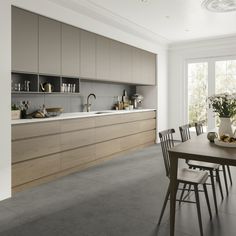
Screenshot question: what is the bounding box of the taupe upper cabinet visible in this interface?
[143,51,156,85]
[12,7,38,73]
[12,8,156,85]
[132,48,156,85]
[110,40,121,82]
[61,24,80,77]
[80,29,96,79]
[96,35,110,81]
[132,47,143,84]
[39,16,61,75]
[120,43,133,83]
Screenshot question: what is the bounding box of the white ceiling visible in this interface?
[49,0,236,44]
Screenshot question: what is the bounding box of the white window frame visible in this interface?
[185,55,236,130]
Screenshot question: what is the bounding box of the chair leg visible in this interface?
[203,183,212,220]
[179,183,187,205]
[194,185,204,236]
[227,165,233,186]
[222,165,229,196]
[210,170,218,214]
[158,184,170,225]
[215,169,224,200]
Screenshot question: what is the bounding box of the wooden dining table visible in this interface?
[168,133,236,236]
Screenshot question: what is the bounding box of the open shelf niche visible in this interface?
[11,72,80,94]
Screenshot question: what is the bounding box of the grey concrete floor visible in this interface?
[0,144,235,236]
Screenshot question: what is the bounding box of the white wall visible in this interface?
[168,36,236,139]
[0,0,168,200]
[137,49,168,135]
[0,0,12,200]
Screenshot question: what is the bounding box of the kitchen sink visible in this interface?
[93,111,113,114]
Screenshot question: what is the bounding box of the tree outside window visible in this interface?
[188,62,208,125]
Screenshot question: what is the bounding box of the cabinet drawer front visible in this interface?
[60,128,95,151]
[95,139,121,159]
[12,153,61,187]
[95,119,156,143]
[95,111,156,127]
[12,121,60,141]
[12,134,60,163]
[61,145,96,170]
[60,117,95,133]
[120,130,156,150]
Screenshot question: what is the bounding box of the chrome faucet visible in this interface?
[86,93,96,112]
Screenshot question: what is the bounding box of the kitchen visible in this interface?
[0,1,235,236]
[10,5,157,192]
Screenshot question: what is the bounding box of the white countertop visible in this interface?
[12,109,156,125]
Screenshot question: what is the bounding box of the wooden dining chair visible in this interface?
[158,129,212,236]
[195,121,204,136]
[195,121,233,195]
[179,124,223,215]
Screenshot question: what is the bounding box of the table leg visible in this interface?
[169,153,178,236]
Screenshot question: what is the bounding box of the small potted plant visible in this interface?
[11,104,21,120]
[20,100,30,119]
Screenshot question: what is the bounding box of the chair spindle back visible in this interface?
[159,129,175,178]
[179,124,191,142]
[195,121,204,136]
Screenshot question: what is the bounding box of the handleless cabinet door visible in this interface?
[132,47,143,84]
[110,40,121,82]
[12,7,38,73]
[61,24,80,77]
[39,16,61,75]
[142,51,156,85]
[120,43,133,83]
[96,35,110,81]
[80,29,96,79]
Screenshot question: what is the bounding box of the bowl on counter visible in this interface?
[46,107,63,117]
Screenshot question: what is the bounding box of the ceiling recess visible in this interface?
[202,0,236,12]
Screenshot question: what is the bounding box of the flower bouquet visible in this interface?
[208,93,236,137]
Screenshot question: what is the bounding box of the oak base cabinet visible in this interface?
[12,111,156,192]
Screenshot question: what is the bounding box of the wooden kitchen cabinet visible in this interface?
[110,40,121,82]
[132,48,156,85]
[39,16,61,75]
[132,47,143,84]
[61,24,80,77]
[12,111,156,192]
[120,43,133,83]
[12,7,156,85]
[12,7,38,73]
[12,153,61,187]
[79,29,96,79]
[142,51,156,85]
[96,35,111,81]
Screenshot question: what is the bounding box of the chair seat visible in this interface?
[188,160,220,170]
[178,168,208,184]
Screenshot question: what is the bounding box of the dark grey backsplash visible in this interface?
[12,80,136,113]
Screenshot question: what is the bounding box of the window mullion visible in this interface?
[207,60,215,130]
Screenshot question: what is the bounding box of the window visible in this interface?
[187,57,236,130]
[215,60,236,94]
[188,62,208,125]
